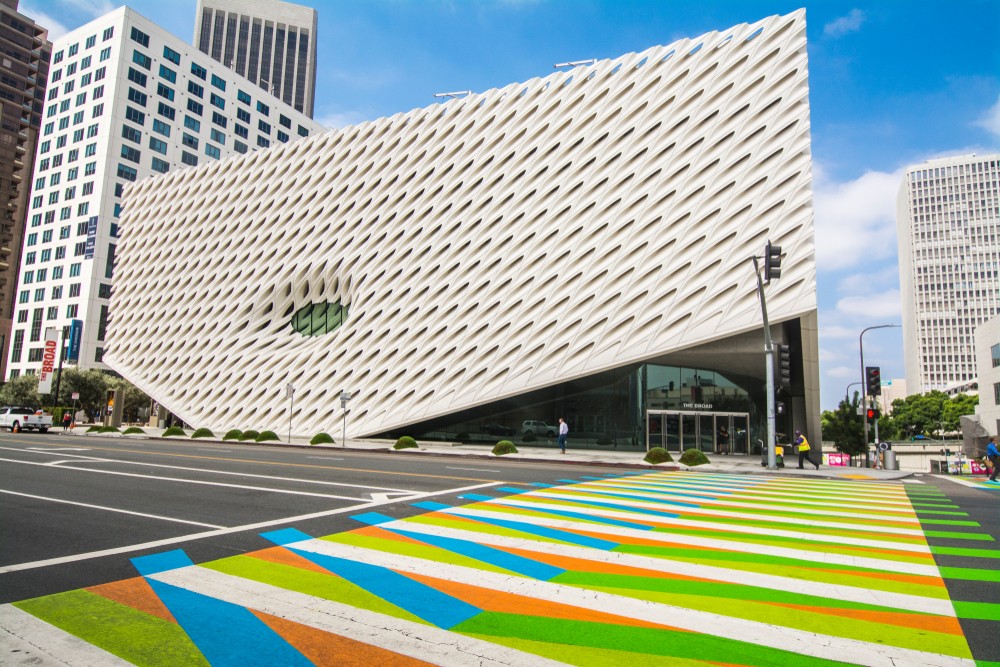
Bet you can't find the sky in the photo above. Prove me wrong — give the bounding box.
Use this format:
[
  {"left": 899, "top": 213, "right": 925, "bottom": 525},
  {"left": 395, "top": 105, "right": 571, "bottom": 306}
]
[{"left": 20, "top": 0, "right": 1000, "bottom": 411}]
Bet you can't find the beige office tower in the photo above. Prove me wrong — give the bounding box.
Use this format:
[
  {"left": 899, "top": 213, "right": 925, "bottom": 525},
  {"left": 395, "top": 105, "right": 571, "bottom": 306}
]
[
  {"left": 897, "top": 154, "right": 1000, "bottom": 394},
  {"left": 194, "top": 0, "right": 317, "bottom": 117}
]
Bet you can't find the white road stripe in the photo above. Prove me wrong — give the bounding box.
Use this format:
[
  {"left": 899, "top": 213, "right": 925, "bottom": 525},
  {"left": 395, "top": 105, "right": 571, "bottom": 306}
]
[
  {"left": 0, "top": 604, "right": 133, "bottom": 666},
  {"left": 370, "top": 517, "right": 953, "bottom": 614},
  {"left": 446, "top": 466, "right": 502, "bottom": 472},
  {"left": 281, "top": 538, "right": 971, "bottom": 667},
  {"left": 151, "top": 566, "right": 565, "bottom": 667},
  {"left": 0, "top": 489, "right": 223, "bottom": 529},
  {"left": 0, "top": 481, "right": 501, "bottom": 574}
]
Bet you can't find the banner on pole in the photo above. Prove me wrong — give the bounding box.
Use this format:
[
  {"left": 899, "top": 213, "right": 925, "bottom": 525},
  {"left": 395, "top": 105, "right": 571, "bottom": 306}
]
[{"left": 37, "top": 328, "right": 60, "bottom": 394}]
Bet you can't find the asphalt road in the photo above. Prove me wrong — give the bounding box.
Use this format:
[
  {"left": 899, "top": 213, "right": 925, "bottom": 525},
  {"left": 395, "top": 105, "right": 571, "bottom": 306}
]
[{"left": 0, "top": 430, "right": 632, "bottom": 604}]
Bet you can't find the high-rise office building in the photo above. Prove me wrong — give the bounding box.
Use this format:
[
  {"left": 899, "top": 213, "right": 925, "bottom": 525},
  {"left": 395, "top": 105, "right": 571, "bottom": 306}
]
[
  {"left": 897, "top": 153, "right": 1000, "bottom": 394},
  {"left": 0, "top": 0, "right": 50, "bottom": 382},
  {"left": 5, "top": 6, "right": 325, "bottom": 380},
  {"left": 194, "top": 0, "right": 317, "bottom": 117}
]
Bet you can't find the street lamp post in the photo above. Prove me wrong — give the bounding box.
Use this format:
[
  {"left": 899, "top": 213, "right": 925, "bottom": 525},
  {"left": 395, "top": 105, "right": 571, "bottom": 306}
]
[{"left": 859, "top": 324, "right": 899, "bottom": 463}]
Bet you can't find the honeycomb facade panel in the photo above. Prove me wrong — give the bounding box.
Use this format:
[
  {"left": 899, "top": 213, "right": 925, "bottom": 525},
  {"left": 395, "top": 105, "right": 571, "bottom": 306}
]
[{"left": 106, "top": 10, "right": 818, "bottom": 437}]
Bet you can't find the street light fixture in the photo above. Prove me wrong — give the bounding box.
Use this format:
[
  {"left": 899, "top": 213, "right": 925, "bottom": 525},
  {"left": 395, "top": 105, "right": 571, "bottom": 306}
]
[
  {"left": 859, "top": 324, "right": 900, "bottom": 459},
  {"left": 433, "top": 91, "right": 471, "bottom": 99},
  {"left": 553, "top": 59, "right": 596, "bottom": 68}
]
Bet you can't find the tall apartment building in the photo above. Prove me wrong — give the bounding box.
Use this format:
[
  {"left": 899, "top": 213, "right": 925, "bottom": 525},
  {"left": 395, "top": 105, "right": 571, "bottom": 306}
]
[
  {"left": 5, "top": 6, "right": 325, "bottom": 380},
  {"left": 194, "top": 0, "right": 317, "bottom": 117},
  {"left": 0, "top": 0, "right": 50, "bottom": 381},
  {"left": 897, "top": 153, "right": 1000, "bottom": 394}
]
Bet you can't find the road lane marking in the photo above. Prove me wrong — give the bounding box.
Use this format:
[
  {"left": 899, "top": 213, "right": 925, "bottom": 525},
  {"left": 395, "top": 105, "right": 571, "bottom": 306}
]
[
  {"left": 307, "top": 456, "right": 344, "bottom": 460},
  {"left": 447, "top": 466, "right": 502, "bottom": 472},
  {"left": 26, "top": 447, "right": 92, "bottom": 452},
  {"left": 0, "top": 489, "right": 223, "bottom": 529},
  {"left": 0, "top": 481, "right": 501, "bottom": 574},
  {"left": 196, "top": 448, "right": 232, "bottom": 452},
  {"left": 0, "top": 450, "right": 417, "bottom": 493}
]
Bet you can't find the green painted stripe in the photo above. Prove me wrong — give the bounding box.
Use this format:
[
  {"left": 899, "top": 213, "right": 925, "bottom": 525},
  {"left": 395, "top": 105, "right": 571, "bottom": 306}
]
[
  {"left": 912, "top": 503, "right": 961, "bottom": 508},
  {"left": 930, "top": 546, "right": 1000, "bottom": 559},
  {"left": 913, "top": 510, "right": 969, "bottom": 516},
  {"left": 924, "top": 530, "right": 995, "bottom": 541},
  {"left": 952, "top": 601, "right": 1000, "bottom": 621},
  {"left": 14, "top": 590, "right": 210, "bottom": 667},
  {"left": 938, "top": 567, "right": 1000, "bottom": 582},
  {"left": 918, "top": 519, "right": 981, "bottom": 526}
]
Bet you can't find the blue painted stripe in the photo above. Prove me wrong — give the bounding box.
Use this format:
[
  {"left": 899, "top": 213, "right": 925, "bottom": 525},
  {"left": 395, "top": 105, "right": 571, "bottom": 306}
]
[
  {"left": 557, "top": 479, "right": 579, "bottom": 484},
  {"left": 529, "top": 482, "right": 555, "bottom": 488},
  {"left": 349, "top": 512, "right": 396, "bottom": 526},
  {"left": 286, "top": 547, "right": 481, "bottom": 629},
  {"left": 389, "top": 528, "right": 565, "bottom": 580},
  {"left": 260, "top": 527, "right": 313, "bottom": 546},
  {"left": 131, "top": 549, "right": 194, "bottom": 576},
  {"left": 511, "top": 504, "right": 655, "bottom": 531},
  {"left": 581, "top": 476, "right": 604, "bottom": 480},
  {"left": 498, "top": 486, "right": 532, "bottom": 494},
  {"left": 412, "top": 501, "right": 452, "bottom": 511},
  {"left": 454, "top": 513, "right": 619, "bottom": 550},
  {"left": 145, "top": 579, "right": 311, "bottom": 667},
  {"left": 459, "top": 494, "right": 496, "bottom": 501}
]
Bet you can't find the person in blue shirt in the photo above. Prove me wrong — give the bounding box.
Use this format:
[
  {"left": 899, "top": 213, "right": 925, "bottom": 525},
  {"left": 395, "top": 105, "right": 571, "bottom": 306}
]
[{"left": 987, "top": 437, "right": 998, "bottom": 483}]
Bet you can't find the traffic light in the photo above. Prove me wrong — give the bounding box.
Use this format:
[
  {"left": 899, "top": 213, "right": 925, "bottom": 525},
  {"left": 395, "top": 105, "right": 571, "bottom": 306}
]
[
  {"left": 777, "top": 344, "right": 791, "bottom": 389},
  {"left": 764, "top": 240, "right": 782, "bottom": 281},
  {"left": 866, "top": 366, "right": 882, "bottom": 396},
  {"left": 866, "top": 407, "right": 880, "bottom": 421}
]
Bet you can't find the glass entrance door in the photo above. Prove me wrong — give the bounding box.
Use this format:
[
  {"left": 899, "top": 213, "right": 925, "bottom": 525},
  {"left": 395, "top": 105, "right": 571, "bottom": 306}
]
[{"left": 647, "top": 410, "right": 751, "bottom": 454}]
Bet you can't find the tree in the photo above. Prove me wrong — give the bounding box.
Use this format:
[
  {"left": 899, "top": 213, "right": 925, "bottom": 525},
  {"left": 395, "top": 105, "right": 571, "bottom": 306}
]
[
  {"left": 55, "top": 368, "right": 109, "bottom": 415},
  {"left": 108, "top": 376, "right": 150, "bottom": 423},
  {"left": 943, "top": 393, "right": 978, "bottom": 433},
  {"left": 886, "top": 391, "right": 978, "bottom": 439},
  {"left": 821, "top": 391, "right": 866, "bottom": 460},
  {"left": 0, "top": 374, "right": 41, "bottom": 407}
]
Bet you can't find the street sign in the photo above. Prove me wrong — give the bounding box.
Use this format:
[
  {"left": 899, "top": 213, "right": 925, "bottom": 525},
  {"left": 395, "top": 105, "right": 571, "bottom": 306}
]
[{"left": 71, "top": 392, "right": 80, "bottom": 400}]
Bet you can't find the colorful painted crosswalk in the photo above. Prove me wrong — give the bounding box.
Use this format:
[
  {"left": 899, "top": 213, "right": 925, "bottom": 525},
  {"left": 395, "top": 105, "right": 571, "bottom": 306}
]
[{"left": 7, "top": 471, "right": 997, "bottom": 666}]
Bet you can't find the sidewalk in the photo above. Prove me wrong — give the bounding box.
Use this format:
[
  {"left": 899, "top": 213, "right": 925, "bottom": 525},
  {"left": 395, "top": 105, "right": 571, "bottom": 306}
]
[{"left": 62, "top": 425, "right": 913, "bottom": 481}]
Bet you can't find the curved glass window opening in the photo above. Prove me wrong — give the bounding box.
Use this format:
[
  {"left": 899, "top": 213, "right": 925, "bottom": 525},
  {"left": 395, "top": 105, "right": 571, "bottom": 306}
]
[{"left": 290, "top": 300, "right": 348, "bottom": 336}]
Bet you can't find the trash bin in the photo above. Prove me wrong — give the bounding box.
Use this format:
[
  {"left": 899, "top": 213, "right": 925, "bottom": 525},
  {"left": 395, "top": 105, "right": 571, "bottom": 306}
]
[{"left": 883, "top": 450, "right": 898, "bottom": 470}]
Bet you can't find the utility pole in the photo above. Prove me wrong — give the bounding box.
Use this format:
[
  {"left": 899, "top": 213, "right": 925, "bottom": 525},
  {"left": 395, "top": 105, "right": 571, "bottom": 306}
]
[{"left": 751, "top": 240, "right": 782, "bottom": 470}]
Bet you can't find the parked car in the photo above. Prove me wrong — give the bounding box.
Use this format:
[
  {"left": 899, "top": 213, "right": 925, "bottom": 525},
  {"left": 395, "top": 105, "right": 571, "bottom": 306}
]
[
  {"left": 0, "top": 406, "right": 53, "bottom": 433},
  {"left": 480, "top": 422, "right": 515, "bottom": 436},
  {"left": 521, "top": 420, "right": 557, "bottom": 437}
]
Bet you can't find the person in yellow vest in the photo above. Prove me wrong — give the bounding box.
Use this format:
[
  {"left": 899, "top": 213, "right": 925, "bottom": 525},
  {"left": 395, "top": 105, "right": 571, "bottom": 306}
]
[{"left": 795, "top": 430, "right": 819, "bottom": 469}]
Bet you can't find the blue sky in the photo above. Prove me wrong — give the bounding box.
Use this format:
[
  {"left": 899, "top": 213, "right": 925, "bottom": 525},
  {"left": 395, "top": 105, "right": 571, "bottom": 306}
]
[{"left": 23, "top": 0, "right": 1000, "bottom": 410}]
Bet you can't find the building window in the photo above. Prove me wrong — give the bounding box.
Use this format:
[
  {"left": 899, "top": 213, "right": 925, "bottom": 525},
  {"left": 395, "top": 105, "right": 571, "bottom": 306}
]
[
  {"left": 279, "top": 114, "right": 291, "bottom": 129},
  {"left": 188, "top": 81, "right": 204, "bottom": 98},
  {"left": 66, "top": 305, "right": 78, "bottom": 318},
  {"left": 98, "top": 283, "right": 112, "bottom": 299},
  {"left": 120, "top": 145, "right": 141, "bottom": 163},
  {"left": 149, "top": 137, "right": 168, "bottom": 154},
  {"left": 211, "top": 74, "right": 226, "bottom": 91},
  {"left": 187, "top": 99, "right": 203, "bottom": 116},
  {"left": 132, "top": 50, "right": 151, "bottom": 70},
  {"left": 127, "top": 66, "right": 147, "bottom": 86},
  {"left": 256, "top": 101, "right": 269, "bottom": 116},
  {"left": 70, "top": 263, "right": 81, "bottom": 277},
  {"left": 182, "top": 133, "right": 199, "bottom": 150},
  {"left": 86, "top": 35, "right": 96, "bottom": 49},
  {"left": 157, "top": 102, "right": 176, "bottom": 120},
  {"left": 205, "top": 144, "right": 221, "bottom": 160},
  {"left": 99, "top": 46, "right": 111, "bottom": 61},
  {"left": 130, "top": 26, "right": 149, "bottom": 47},
  {"left": 277, "top": 130, "right": 289, "bottom": 143},
  {"left": 234, "top": 140, "right": 248, "bottom": 154},
  {"left": 258, "top": 120, "right": 271, "bottom": 134},
  {"left": 122, "top": 124, "right": 141, "bottom": 143},
  {"left": 163, "top": 45, "right": 180, "bottom": 65},
  {"left": 237, "top": 89, "right": 251, "bottom": 105},
  {"left": 291, "top": 301, "right": 348, "bottom": 337},
  {"left": 992, "top": 343, "right": 1000, "bottom": 368},
  {"left": 125, "top": 106, "right": 145, "bottom": 125},
  {"left": 10, "top": 331, "right": 23, "bottom": 362},
  {"left": 210, "top": 128, "right": 226, "bottom": 145},
  {"left": 152, "top": 118, "right": 171, "bottom": 137},
  {"left": 184, "top": 115, "right": 201, "bottom": 132},
  {"left": 157, "top": 83, "right": 175, "bottom": 101},
  {"left": 191, "top": 62, "right": 207, "bottom": 80},
  {"left": 257, "top": 136, "right": 270, "bottom": 148},
  {"left": 117, "top": 164, "right": 138, "bottom": 181},
  {"left": 151, "top": 158, "right": 170, "bottom": 174},
  {"left": 181, "top": 151, "right": 198, "bottom": 167},
  {"left": 210, "top": 93, "right": 224, "bottom": 110},
  {"left": 236, "top": 108, "right": 250, "bottom": 123},
  {"left": 127, "top": 87, "right": 147, "bottom": 106},
  {"left": 159, "top": 64, "right": 176, "bottom": 83},
  {"left": 211, "top": 112, "right": 227, "bottom": 129}
]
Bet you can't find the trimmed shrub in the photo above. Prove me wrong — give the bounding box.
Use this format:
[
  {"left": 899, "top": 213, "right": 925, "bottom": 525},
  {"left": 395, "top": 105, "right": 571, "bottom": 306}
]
[
  {"left": 455, "top": 432, "right": 470, "bottom": 441},
  {"left": 162, "top": 426, "right": 186, "bottom": 437},
  {"left": 222, "top": 429, "right": 243, "bottom": 441},
  {"left": 310, "top": 432, "right": 335, "bottom": 445},
  {"left": 596, "top": 435, "right": 613, "bottom": 446},
  {"left": 680, "top": 448, "right": 710, "bottom": 466},
  {"left": 255, "top": 430, "right": 279, "bottom": 442},
  {"left": 191, "top": 428, "right": 214, "bottom": 439},
  {"left": 86, "top": 425, "right": 102, "bottom": 433},
  {"left": 98, "top": 425, "right": 120, "bottom": 433},
  {"left": 239, "top": 429, "right": 260, "bottom": 441},
  {"left": 644, "top": 447, "right": 674, "bottom": 464},
  {"left": 393, "top": 436, "right": 417, "bottom": 450},
  {"left": 521, "top": 431, "right": 536, "bottom": 442},
  {"left": 492, "top": 440, "right": 518, "bottom": 456},
  {"left": 123, "top": 427, "right": 145, "bottom": 435}
]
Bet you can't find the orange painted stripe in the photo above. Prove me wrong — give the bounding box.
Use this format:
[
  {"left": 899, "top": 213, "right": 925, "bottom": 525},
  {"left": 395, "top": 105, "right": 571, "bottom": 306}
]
[
  {"left": 352, "top": 525, "right": 437, "bottom": 548},
  {"left": 251, "top": 609, "right": 436, "bottom": 666},
  {"left": 766, "top": 601, "right": 964, "bottom": 635},
  {"left": 247, "top": 546, "right": 333, "bottom": 576},
  {"left": 808, "top": 567, "right": 946, "bottom": 588},
  {"left": 86, "top": 577, "right": 175, "bottom": 623},
  {"left": 402, "top": 571, "right": 687, "bottom": 631},
  {"left": 496, "top": 544, "right": 719, "bottom": 583}
]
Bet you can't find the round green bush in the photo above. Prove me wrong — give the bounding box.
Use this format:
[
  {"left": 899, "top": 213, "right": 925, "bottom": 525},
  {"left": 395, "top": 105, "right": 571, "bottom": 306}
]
[
  {"left": 222, "top": 429, "right": 243, "bottom": 441},
  {"left": 191, "top": 428, "right": 214, "bottom": 439},
  {"left": 255, "top": 430, "right": 279, "bottom": 442},
  {"left": 162, "top": 426, "right": 186, "bottom": 437},
  {"left": 455, "top": 432, "right": 470, "bottom": 441},
  {"left": 521, "top": 431, "right": 536, "bottom": 442},
  {"left": 98, "top": 425, "right": 120, "bottom": 433},
  {"left": 492, "top": 440, "right": 518, "bottom": 456},
  {"left": 644, "top": 447, "right": 674, "bottom": 464},
  {"left": 86, "top": 425, "right": 103, "bottom": 433},
  {"left": 240, "top": 429, "right": 260, "bottom": 441},
  {"left": 393, "top": 436, "right": 417, "bottom": 450},
  {"left": 310, "top": 432, "right": 335, "bottom": 445},
  {"left": 679, "top": 448, "right": 710, "bottom": 466},
  {"left": 123, "top": 426, "right": 145, "bottom": 435},
  {"left": 596, "top": 435, "right": 613, "bottom": 446}
]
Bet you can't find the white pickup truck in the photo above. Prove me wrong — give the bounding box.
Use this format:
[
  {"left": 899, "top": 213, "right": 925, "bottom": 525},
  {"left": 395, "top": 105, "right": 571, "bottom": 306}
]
[{"left": 0, "top": 406, "right": 53, "bottom": 432}]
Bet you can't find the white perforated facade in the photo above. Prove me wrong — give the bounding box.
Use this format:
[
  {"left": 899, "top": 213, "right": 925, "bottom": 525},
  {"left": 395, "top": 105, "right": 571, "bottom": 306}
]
[{"left": 106, "top": 10, "right": 820, "bottom": 441}]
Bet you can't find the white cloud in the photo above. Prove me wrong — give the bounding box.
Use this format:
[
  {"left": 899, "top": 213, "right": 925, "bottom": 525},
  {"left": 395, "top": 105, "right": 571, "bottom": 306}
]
[
  {"left": 21, "top": 0, "right": 117, "bottom": 40},
  {"left": 314, "top": 110, "right": 370, "bottom": 130},
  {"left": 825, "top": 365, "right": 857, "bottom": 380},
  {"left": 974, "top": 94, "right": 1000, "bottom": 138},
  {"left": 824, "top": 9, "right": 866, "bottom": 38},
  {"left": 813, "top": 167, "right": 903, "bottom": 272},
  {"left": 19, "top": 4, "right": 70, "bottom": 40},
  {"left": 835, "top": 288, "right": 902, "bottom": 320}
]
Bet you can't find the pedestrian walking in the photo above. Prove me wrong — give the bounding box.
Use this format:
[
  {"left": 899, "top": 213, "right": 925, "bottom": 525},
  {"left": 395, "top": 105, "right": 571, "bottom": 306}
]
[
  {"left": 795, "top": 430, "right": 818, "bottom": 470},
  {"left": 62, "top": 412, "right": 72, "bottom": 431},
  {"left": 987, "top": 437, "right": 999, "bottom": 483},
  {"left": 557, "top": 418, "right": 569, "bottom": 454},
  {"left": 717, "top": 424, "right": 730, "bottom": 455}
]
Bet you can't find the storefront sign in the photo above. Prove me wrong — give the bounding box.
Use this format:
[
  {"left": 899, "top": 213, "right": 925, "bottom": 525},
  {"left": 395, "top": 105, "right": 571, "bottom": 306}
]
[
  {"left": 825, "top": 452, "right": 849, "bottom": 467},
  {"left": 682, "top": 403, "right": 714, "bottom": 410}
]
